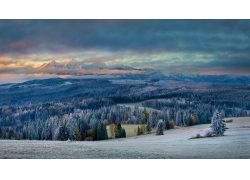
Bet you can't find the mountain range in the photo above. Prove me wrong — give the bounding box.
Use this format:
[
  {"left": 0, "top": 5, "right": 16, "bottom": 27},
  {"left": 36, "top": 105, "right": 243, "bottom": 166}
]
[
  {"left": 36, "top": 59, "right": 250, "bottom": 84},
  {"left": 38, "top": 59, "right": 142, "bottom": 75}
]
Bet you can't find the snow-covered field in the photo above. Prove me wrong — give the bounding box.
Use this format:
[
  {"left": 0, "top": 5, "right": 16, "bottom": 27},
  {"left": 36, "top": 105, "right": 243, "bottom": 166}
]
[{"left": 0, "top": 117, "right": 249, "bottom": 159}]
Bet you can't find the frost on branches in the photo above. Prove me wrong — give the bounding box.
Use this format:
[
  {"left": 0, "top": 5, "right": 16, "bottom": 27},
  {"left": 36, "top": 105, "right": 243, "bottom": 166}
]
[
  {"left": 210, "top": 110, "right": 228, "bottom": 136},
  {"left": 155, "top": 119, "right": 164, "bottom": 135}
]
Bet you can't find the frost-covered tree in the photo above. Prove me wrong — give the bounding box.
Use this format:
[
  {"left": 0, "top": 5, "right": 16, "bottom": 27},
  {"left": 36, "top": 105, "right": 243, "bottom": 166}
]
[
  {"left": 58, "top": 126, "right": 67, "bottom": 141},
  {"left": 146, "top": 116, "right": 152, "bottom": 133},
  {"left": 210, "top": 110, "right": 228, "bottom": 136},
  {"left": 155, "top": 119, "right": 164, "bottom": 135}
]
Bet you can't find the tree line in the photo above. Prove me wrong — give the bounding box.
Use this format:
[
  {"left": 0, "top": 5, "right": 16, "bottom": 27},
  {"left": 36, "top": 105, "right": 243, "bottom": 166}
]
[{"left": 0, "top": 95, "right": 249, "bottom": 141}]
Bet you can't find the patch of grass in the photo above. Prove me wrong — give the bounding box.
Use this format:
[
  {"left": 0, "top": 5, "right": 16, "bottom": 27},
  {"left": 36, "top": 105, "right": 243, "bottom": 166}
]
[
  {"left": 107, "top": 124, "right": 156, "bottom": 138},
  {"left": 123, "top": 124, "right": 156, "bottom": 137}
]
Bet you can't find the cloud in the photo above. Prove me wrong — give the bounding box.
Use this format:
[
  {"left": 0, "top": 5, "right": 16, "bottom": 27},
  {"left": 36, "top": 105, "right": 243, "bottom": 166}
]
[
  {"left": 1, "top": 20, "right": 249, "bottom": 53},
  {"left": 0, "top": 20, "right": 249, "bottom": 76},
  {"left": 0, "top": 66, "right": 36, "bottom": 74},
  {"left": 0, "top": 56, "right": 11, "bottom": 66}
]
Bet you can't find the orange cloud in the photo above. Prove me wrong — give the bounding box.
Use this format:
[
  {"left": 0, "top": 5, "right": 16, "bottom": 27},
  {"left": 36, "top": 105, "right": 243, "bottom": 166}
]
[
  {"left": 0, "top": 56, "right": 12, "bottom": 68},
  {"left": 0, "top": 56, "right": 11, "bottom": 63}
]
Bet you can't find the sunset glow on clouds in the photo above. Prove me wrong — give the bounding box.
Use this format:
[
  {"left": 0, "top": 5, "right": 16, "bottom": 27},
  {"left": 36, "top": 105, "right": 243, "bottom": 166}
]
[{"left": 0, "top": 19, "right": 250, "bottom": 83}]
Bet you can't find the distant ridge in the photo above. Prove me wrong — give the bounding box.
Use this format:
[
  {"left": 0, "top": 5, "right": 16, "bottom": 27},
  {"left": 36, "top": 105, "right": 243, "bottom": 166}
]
[
  {"left": 36, "top": 60, "right": 250, "bottom": 84},
  {"left": 37, "top": 59, "right": 145, "bottom": 75}
]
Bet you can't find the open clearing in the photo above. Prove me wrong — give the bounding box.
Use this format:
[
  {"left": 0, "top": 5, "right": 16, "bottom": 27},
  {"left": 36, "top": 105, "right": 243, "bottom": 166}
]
[
  {"left": 118, "top": 98, "right": 189, "bottom": 112},
  {"left": 108, "top": 124, "right": 156, "bottom": 138},
  {"left": 118, "top": 99, "right": 162, "bottom": 112},
  {"left": 0, "top": 117, "right": 250, "bottom": 159}
]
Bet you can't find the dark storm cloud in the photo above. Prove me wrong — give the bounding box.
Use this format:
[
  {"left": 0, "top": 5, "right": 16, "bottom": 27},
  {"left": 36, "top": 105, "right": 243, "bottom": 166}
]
[{"left": 0, "top": 19, "right": 249, "bottom": 53}]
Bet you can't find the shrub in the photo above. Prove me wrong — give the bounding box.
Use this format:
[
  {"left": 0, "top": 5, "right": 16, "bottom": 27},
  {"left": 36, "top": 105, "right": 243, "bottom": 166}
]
[
  {"left": 140, "top": 125, "right": 147, "bottom": 135},
  {"left": 204, "top": 128, "right": 214, "bottom": 137},
  {"left": 87, "top": 129, "right": 95, "bottom": 138},
  {"left": 169, "top": 120, "right": 175, "bottom": 129},
  {"left": 194, "top": 132, "right": 201, "bottom": 138},
  {"left": 122, "top": 128, "right": 126, "bottom": 138},
  {"left": 190, "top": 115, "right": 198, "bottom": 125}
]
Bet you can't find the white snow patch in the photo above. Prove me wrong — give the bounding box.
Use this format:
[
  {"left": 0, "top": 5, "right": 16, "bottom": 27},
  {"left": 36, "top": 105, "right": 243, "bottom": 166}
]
[{"left": 64, "top": 81, "right": 72, "bottom": 85}]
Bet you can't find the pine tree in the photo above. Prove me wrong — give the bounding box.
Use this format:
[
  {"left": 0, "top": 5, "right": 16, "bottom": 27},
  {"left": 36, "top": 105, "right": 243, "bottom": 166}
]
[
  {"left": 137, "top": 126, "right": 141, "bottom": 135},
  {"left": 97, "top": 122, "right": 108, "bottom": 140},
  {"left": 165, "top": 119, "right": 170, "bottom": 130},
  {"left": 75, "top": 128, "right": 81, "bottom": 141},
  {"left": 146, "top": 118, "right": 152, "bottom": 133},
  {"left": 142, "top": 108, "right": 149, "bottom": 124},
  {"left": 113, "top": 123, "right": 126, "bottom": 138},
  {"left": 91, "top": 119, "right": 99, "bottom": 140},
  {"left": 58, "top": 126, "right": 66, "bottom": 141},
  {"left": 210, "top": 110, "right": 228, "bottom": 136},
  {"left": 156, "top": 119, "right": 164, "bottom": 135}
]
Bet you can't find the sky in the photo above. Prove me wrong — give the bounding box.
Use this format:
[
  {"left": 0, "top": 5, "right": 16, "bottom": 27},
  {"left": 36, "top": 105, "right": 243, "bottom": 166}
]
[{"left": 0, "top": 19, "right": 250, "bottom": 83}]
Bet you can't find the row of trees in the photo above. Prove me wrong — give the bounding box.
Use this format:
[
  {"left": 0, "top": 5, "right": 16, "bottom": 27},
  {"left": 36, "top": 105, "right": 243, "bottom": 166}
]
[
  {"left": 0, "top": 94, "right": 249, "bottom": 141},
  {"left": 0, "top": 109, "right": 126, "bottom": 141}
]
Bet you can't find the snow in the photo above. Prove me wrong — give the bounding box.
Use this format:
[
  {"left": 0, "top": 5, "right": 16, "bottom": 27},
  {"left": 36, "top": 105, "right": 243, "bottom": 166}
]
[
  {"left": 63, "top": 59, "right": 80, "bottom": 70},
  {"left": 38, "top": 60, "right": 64, "bottom": 70},
  {"left": 0, "top": 117, "right": 249, "bottom": 159},
  {"left": 63, "top": 81, "right": 72, "bottom": 85}
]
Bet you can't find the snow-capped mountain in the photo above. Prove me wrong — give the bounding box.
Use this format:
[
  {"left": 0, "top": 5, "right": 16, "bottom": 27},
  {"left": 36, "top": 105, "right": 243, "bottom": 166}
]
[
  {"left": 37, "top": 59, "right": 143, "bottom": 75},
  {"left": 63, "top": 59, "right": 81, "bottom": 70},
  {"left": 36, "top": 60, "right": 250, "bottom": 84},
  {"left": 38, "top": 60, "right": 64, "bottom": 70}
]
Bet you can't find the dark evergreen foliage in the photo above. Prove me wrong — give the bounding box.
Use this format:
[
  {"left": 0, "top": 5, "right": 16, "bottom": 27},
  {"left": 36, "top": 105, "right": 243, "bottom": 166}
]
[
  {"left": 137, "top": 126, "right": 141, "bottom": 135},
  {"left": 97, "top": 122, "right": 108, "bottom": 140},
  {"left": 58, "top": 126, "right": 67, "bottom": 141},
  {"left": 115, "top": 123, "right": 126, "bottom": 138},
  {"left": 155, "top": 119, "right": 164, "bottom": 135}
]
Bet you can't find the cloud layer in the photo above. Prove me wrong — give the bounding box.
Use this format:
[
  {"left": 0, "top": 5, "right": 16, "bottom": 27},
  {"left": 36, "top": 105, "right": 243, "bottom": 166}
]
[{"left": 0, "top": 19, "right": 250, "bottom": 76}]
